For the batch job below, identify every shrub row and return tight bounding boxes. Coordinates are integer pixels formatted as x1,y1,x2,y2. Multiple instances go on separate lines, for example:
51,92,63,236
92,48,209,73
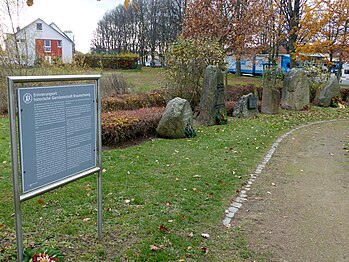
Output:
74,53,139,69
102,107,165,146
225,85,256,102
102,91,168,112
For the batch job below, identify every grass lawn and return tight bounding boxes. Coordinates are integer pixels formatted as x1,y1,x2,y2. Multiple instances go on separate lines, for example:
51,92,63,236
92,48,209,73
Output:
102,67,166,93
226,73,262,87
0,107,348,261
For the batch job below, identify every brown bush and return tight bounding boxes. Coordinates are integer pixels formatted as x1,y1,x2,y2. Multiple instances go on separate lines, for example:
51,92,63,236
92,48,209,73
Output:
340,88,349,102
225,101,236,116
102,91,167,112
101,73,132,97
225,85,256,102
102,107,165,146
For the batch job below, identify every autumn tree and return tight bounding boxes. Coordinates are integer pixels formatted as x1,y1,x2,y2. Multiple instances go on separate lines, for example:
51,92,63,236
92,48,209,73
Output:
296,0,349,65
182,0,263,76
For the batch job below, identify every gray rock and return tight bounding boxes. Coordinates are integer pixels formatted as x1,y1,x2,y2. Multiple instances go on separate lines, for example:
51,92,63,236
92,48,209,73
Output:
315,74,341,107
261,87,280,114
156,97,193,138
197,65,227,126
233,93,258,118
281,69,310,110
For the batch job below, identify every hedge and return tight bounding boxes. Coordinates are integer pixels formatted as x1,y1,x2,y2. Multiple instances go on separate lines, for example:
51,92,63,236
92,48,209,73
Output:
74,53,139,69
102,91,167,112
102,107,165,146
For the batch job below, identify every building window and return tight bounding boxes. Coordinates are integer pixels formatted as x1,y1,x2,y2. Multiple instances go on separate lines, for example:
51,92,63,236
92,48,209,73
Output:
44,40,51,52
58,40,62,48
36,23,42,30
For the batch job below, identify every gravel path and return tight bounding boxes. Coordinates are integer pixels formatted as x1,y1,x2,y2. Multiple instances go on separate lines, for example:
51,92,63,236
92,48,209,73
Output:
232,119,349,261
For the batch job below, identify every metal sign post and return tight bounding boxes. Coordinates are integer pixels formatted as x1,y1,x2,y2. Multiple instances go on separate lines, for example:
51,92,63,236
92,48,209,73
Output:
7,75,103,261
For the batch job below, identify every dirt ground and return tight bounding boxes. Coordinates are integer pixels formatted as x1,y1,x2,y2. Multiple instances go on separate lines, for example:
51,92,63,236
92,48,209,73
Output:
232,119,349,261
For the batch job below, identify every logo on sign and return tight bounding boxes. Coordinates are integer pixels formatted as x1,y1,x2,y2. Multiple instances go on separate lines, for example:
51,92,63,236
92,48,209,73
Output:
23,93,33,104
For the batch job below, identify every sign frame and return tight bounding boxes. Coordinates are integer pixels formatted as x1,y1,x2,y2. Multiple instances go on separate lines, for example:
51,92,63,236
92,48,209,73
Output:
7,75,103,262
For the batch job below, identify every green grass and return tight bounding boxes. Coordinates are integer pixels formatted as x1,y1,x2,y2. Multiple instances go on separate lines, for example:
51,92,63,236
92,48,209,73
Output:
0,107,348,261
102,67,166,93
226,74,262,87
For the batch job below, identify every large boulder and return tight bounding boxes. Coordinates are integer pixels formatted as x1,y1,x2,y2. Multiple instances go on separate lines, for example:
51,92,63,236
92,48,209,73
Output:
281,68,310,110
233,93,258,118
156,97,193,139
315,74,341,107
197,65,227,126
261,87,280,114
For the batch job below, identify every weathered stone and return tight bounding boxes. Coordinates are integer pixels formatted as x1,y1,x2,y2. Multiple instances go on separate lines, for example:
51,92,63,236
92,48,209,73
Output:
281,68,310,110
233,93,258,118
156,97,193,139
197,65,227,126
261,87,280,114
315,74,341,107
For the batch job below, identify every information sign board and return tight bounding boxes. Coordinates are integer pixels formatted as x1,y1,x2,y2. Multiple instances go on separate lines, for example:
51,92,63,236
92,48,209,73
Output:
17,84,97,193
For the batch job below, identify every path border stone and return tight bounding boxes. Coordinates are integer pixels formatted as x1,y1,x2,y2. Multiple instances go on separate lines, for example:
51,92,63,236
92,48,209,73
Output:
222,120,336,227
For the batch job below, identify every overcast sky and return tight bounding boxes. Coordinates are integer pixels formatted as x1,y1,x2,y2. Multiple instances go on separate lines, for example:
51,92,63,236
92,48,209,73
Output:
19,0,124,53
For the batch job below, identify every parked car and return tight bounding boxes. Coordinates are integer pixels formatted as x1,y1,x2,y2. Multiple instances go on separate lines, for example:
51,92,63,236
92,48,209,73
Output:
151,60,161,67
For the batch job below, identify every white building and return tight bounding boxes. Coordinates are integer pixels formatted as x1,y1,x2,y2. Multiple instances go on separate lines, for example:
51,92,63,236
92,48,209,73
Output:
8,18,74,65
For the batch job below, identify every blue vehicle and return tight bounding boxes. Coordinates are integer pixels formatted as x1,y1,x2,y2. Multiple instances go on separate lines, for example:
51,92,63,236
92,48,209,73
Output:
227,54,290,75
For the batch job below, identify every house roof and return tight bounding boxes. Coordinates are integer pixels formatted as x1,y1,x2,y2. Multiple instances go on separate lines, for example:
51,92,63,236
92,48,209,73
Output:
16,18,74,43
49,22,74,43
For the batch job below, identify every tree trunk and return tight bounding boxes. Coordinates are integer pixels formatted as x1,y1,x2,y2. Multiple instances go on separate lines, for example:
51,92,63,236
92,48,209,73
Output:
236,57,242,76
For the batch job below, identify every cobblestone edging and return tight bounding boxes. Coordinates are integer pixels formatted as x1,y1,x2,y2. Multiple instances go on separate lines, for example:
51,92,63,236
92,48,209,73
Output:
222,120,336,226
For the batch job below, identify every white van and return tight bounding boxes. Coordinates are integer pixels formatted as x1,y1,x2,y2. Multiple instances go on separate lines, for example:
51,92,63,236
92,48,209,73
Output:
340,63,349,87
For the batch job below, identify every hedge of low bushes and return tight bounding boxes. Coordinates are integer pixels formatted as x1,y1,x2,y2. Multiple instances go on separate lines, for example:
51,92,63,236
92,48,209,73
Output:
74,53,139,69
102,107,165,146
225,85,256,102
102,91,167,112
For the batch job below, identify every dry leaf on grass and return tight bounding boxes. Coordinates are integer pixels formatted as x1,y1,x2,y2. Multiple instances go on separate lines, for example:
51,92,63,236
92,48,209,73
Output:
159,224,169,232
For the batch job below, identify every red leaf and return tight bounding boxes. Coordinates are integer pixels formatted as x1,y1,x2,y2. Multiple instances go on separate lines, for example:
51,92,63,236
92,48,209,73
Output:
37,199,43,204
159,224,169,233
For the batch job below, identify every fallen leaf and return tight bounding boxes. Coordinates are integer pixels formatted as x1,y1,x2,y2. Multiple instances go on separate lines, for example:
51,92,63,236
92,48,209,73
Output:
150,245,159,251
0,223,6,228
159,224,169,232
188,232,194,238
37,199,43,204
200,247,208,255
201,233,210,239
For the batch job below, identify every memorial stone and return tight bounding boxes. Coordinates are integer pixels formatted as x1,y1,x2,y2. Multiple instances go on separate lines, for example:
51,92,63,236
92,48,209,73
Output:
281,68,310,110
156,97,194,138
197,65,227,126
261,87,280,114
233,93,258,118
315,74,341,107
